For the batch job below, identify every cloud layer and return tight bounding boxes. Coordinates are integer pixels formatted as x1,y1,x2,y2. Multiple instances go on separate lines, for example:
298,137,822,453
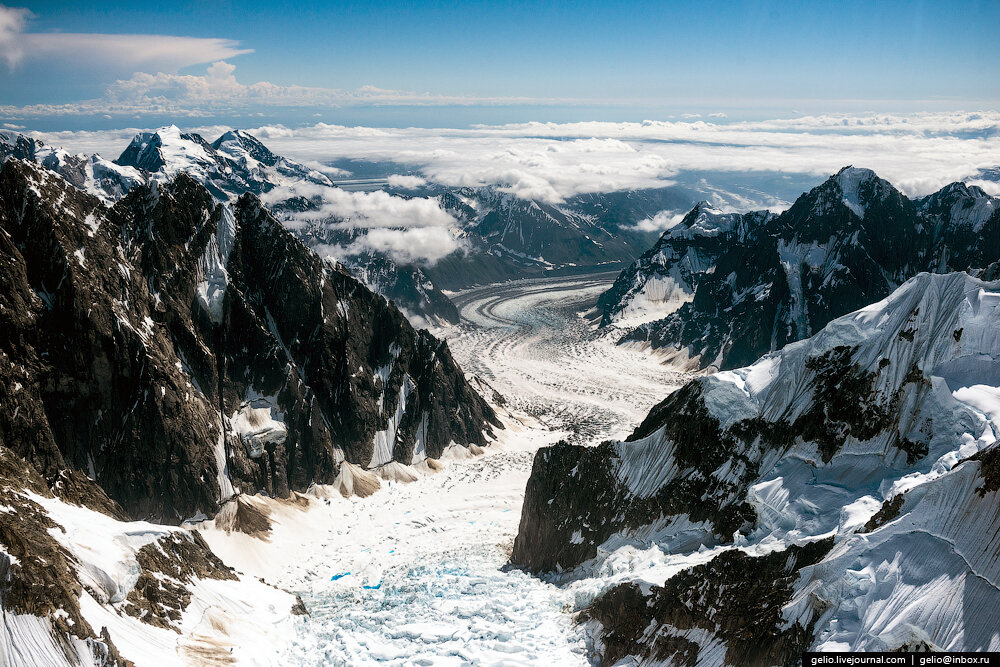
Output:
29,111,1000,266
245,112,1000,202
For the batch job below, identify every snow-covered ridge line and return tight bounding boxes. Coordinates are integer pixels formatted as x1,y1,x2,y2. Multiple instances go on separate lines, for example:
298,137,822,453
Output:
611,165,1000,370
514,270,1000,662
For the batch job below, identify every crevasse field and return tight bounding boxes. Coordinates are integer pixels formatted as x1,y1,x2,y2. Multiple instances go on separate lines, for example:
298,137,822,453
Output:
198,272,693,665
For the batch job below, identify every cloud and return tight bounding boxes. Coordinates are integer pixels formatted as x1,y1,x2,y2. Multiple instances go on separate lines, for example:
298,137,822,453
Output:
262,182,455,229
629,210,686,233
260,181,460,265
0,4,30,69
240,111,1000,201
0,60,563,118
0,4,250,73
32,111,1000,213
317,227,460,266
24,111,1000,262
23,34,252,71
387,174,427,189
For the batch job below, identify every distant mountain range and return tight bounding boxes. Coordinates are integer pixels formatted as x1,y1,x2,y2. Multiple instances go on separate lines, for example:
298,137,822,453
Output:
600,166,1000,370
3,127,694,327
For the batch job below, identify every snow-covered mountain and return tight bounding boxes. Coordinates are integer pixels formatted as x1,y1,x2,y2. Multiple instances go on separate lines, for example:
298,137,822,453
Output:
610,167,1000,370
3,127,467,325
0,158,499,661
114,125,335,199
513,270,1000,662
422,185,680,290
1,129,143,202
597,203,775,327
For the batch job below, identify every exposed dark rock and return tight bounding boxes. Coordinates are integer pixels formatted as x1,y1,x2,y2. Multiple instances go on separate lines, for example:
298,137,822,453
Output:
123,532,238,632
584,539,833,667
971,445,1000,496
512,327,942,573
0,158,498,524
0,448,130,664
862,494,905,532
598,204,774,326
616,168,1000,370
291,595,309,616
48,469,130,521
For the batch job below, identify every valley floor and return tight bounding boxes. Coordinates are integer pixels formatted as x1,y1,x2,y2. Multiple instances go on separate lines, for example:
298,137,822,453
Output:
199,271,691,665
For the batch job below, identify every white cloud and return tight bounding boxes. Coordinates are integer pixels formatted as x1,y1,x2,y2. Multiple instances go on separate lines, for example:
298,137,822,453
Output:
32,111,1000,211
630,210,686,233
24,34,251,71
387,174,427,189
242,111,1000,201
0,4,250,73
262,182,455,229
260,181,460,265
24,111,1000,263
318,227,460,266
0,60,561,118
0,4,30,69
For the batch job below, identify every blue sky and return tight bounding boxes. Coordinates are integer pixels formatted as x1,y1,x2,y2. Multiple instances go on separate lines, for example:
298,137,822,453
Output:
1,0,998,129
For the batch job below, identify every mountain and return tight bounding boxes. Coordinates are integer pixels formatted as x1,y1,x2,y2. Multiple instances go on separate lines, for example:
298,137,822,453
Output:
0,157,498,517
1,130,143,202
423,186,681,290
269,202,463,326
114,125,334,199
512,270,1000,662
121,127,468,326
4,127,463,326
609,167,1000,370
596,203,775,327
0,156,501,662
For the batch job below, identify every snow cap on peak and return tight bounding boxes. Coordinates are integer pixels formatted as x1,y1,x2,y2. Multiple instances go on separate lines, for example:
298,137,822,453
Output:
668,200,739,238
212,129,279,167
829,166,885,219
834,165,879,193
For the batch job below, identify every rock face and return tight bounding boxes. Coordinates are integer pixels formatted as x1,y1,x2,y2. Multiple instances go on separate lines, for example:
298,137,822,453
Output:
584,538,834,667
0,437,301,666
597,203,775,327
513,271,1000,661
425,186,682,290
0,158,497,523
611,167,1000,370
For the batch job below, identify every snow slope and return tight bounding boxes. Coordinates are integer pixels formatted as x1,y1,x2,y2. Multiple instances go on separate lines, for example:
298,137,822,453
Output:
514,271,1000,663
0,466,301,667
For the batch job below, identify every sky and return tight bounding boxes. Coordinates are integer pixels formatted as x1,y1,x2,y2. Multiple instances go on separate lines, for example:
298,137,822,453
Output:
1,0,998,129
3,0,999,266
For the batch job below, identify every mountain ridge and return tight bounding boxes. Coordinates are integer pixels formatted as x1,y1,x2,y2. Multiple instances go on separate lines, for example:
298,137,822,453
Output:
605,166,1000,370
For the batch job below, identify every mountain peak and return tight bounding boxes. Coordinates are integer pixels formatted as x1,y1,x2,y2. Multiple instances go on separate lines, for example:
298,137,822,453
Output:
212,129,279,167
803,166,893,219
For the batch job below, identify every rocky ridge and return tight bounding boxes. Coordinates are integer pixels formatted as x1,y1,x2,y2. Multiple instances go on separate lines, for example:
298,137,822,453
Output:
607,167,1000,370
514,270,1000,662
